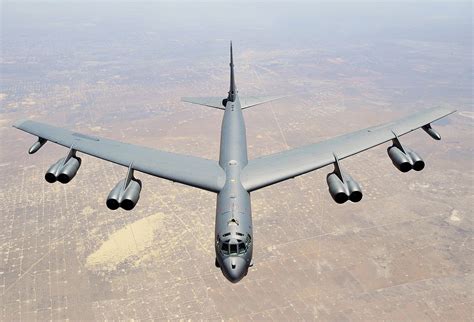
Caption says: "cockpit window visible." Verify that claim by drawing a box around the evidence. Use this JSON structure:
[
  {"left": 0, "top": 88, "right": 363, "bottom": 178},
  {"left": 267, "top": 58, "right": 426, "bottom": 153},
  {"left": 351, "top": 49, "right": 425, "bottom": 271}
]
[
  {"left": 221, "top": 242, "right": 229, "bottom": 255},
  {"left": 229, "top": 243, "right": 238, "bottom": 255},
  {"left": 219, "top": 234, "right": 252, "bottom": 256}
]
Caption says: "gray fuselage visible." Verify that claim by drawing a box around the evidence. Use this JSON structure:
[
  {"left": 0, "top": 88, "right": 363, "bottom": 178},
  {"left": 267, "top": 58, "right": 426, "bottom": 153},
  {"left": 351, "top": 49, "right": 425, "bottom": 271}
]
[{"left": 215, "top": 95, "right": 253, "bottom": 283}]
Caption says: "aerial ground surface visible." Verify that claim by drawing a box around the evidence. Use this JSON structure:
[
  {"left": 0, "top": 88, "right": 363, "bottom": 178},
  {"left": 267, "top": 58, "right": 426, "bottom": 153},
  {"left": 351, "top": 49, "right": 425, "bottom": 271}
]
[{"left": 1, "top": 2, "right": 472, "bottom": 320}]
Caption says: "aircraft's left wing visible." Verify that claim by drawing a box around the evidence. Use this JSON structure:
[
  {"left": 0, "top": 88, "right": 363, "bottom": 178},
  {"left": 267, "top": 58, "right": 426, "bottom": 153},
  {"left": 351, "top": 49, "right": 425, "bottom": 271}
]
[
  {"left": 241, "top": 107, "right": 456, "bottom": 192},
  {"left": 13, "top": 120, "right": 225, "bottom": 192}
]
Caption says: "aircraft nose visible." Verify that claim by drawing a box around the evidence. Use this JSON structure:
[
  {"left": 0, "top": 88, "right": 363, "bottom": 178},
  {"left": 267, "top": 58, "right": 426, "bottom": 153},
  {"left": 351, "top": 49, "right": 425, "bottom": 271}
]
[{"left": 221, "top": 257, "right": 248, "bottom": 283}]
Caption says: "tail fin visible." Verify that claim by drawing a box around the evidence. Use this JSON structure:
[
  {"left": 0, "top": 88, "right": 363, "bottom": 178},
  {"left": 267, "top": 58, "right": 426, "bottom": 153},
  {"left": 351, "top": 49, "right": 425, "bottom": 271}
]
[
  {"left": 227, "top": 41, "right": 237, "bottom": 102},
  {"left": 182, "top": 41, "right": 237, "bottom": 110},
  {"left": 182, "top": 42, "right": 289, "bottom": 110}
]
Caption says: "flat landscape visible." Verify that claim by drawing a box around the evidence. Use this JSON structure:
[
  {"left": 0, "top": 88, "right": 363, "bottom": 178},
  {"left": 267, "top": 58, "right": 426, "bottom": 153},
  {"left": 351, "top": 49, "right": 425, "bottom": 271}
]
[{"left": 1, "top": 2, "right": 472, "bottom": 320}]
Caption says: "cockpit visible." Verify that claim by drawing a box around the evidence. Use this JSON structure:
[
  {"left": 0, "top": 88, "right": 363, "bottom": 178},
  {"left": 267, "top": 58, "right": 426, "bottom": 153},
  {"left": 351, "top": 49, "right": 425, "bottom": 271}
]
[{"left": 218, "top": 233, "right": 251, "bottom": 256}]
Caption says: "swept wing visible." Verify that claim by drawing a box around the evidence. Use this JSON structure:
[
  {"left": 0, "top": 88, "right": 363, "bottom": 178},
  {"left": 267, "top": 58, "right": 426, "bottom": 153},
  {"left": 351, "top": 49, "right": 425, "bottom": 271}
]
[
  {"left": 13, "top": 120, "right": 225, "bottom": 192},
  {"left": 241, "top": 107, "right": 456, "bottom": 191}
]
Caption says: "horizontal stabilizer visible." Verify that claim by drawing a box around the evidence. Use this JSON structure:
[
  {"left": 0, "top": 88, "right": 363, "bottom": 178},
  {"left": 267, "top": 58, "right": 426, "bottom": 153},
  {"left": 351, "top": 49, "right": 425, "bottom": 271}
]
[
  {"left": 181, "top": 97, "right": 225, "bottom": 110},
  {"left": 240, "top": 95, "right": 288, "bottom": 109}
]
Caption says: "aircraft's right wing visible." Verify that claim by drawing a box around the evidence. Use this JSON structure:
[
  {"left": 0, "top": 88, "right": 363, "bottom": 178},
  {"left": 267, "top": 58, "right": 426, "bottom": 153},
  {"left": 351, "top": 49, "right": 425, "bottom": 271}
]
[
  {"left": 13, "top": 120, "right": 225, "bottom": 192},
  {"left": 241, "top": 107, "right": 456, "bottom": 192}
]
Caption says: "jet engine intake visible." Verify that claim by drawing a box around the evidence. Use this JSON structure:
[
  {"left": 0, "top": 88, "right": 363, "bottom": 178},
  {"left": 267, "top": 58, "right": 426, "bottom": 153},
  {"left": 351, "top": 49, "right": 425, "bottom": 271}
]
[
  {"left": 106, "top": 178, "right": 142, "bottom": 211},
  {"left": 45, "top": 156, "right": 82, "bottom": 184}
]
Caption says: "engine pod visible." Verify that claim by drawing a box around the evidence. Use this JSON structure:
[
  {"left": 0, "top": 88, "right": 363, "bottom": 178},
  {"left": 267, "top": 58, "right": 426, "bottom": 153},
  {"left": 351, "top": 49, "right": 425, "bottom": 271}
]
[
  {"left": 326, "top": 173, "right": 349, "bottom": 204},
  {"left": 45, "top": 158, "right": 65, "bottom": 183},
  {"left": 405, "top": 149, "right": 425, "bottom": 172},
  {"left": 57, "top": 157, "right": 81, "bottom": 184},
  {"left": 120, "top": 179, "right": 142, "bottom": 210},
  {"left": 346, "top": 180, "right": 363, "bottom": 203},
  {"left": 387, "top": 146, "right": 412, "bottom": 172},
  {"left": 106, "top": 178, "right": 142, "bottom": 211},
  {"left": 106, "top": 179, "right": 125, "bottom": 210}
]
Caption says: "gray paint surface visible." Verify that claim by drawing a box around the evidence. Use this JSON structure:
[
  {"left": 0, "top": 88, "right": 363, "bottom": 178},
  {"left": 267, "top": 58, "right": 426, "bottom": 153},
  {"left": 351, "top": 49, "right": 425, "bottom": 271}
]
[{"left": 13, "top": 43, "right": 456, "bottom": 283}]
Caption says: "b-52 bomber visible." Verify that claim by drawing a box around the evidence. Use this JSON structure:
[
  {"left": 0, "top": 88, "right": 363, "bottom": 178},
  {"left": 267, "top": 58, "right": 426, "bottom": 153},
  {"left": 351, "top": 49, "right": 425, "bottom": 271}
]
[{"left": 14, "top": 42, "right": 456, "bottom": 283}]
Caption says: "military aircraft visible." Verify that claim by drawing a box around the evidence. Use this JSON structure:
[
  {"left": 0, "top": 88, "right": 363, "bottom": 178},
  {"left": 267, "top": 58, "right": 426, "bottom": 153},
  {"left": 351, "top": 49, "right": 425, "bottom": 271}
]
[{"left": 14, "top": 42, "right": 455, "bottom": 283}]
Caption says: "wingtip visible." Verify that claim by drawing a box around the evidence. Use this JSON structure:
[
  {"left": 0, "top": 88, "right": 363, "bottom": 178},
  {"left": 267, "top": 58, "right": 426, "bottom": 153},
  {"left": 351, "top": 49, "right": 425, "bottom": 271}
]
[
  {"left": 440, "top": 106, "right": 457, "bottom": 116},
  {"left": 430, "top": 106, "right": 457, "bottom": 116},
  {"left": 12, "top": 119, "right": 28, "bottom": 129}
]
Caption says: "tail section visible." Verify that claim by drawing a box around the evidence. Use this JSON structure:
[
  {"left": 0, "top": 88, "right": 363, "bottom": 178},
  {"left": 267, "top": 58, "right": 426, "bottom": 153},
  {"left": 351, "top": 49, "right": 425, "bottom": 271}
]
[
  {"left": 182, "top": 41, "right": 236, "bottom": 110},
  {"left": 181, "top": 42, "right": 288, "bottom": 110},
  {"left": 240, "top": 95, "right": 289, "bottom": 109},
  {"left": 181, "top": 97, "right": 226, "bottom": 110},
  {"left": 227, "top": 41, "right": 237, "bottom": 103}
]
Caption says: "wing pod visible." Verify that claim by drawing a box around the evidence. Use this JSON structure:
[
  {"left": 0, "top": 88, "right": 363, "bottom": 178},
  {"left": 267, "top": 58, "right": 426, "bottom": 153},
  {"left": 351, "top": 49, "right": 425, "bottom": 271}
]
[
  {"left": 44, "top": 148, "right": 81, "bottom": 184},
  {"left": 344, "top": 174, "right": 363, "bottom": 202},
  {"left": 106, "top": 179, "right": 124, "bottom": 210},
  {"left": 387, "top": 135, "right": 425, "bottom": 173},
  {"left": 120, "top": 179, "right": 142, "bottom": 210},
  {"left": 405, "top": 148, "right": 425, "bottom": 171},
  {"left": 422, "top": 124, "right": 441, "bottom": 140},
  {"left": 388, "top": 132, "right": 425, "bottom": 172},
  {"left": 106, "top": 178, "right": 142, "bottom": 211},
  {"left": 326, "top": 173, "right": 349, "bottom": 204},
  {"left": 57, "top": 156, "right": 81, "bottom": 183},
  {"left": 106, "top": 165, "right": 142, "bottom": 211},
  {"left": 387, "top": 146, "right": 412, "bottom": 172},
  {"left": 29, "top": 137, "right": 47, "bottom": 154},
  {"left": 327, "top": 154, "right": 363, "bottom": 204},
  {"left": 326, "top": 172, "right": 363, "bottom": 204},
  {"left": 45, "top": 158, "right": 65, "bottom": 183}
]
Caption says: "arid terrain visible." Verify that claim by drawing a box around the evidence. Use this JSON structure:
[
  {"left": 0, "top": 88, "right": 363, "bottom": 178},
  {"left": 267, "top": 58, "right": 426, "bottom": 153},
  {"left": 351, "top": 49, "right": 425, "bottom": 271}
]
[{"left": 1, "top": 2, "right": 472, "bottom": 320}]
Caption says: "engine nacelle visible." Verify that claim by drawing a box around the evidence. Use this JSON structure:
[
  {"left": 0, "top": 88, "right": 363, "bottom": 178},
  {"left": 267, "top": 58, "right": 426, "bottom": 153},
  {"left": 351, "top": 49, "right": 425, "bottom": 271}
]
[
  {"left": 44, "top": 156, "right": 81, "bottom": 184},
  {"left": 405, "top": 148, "right": 425, "bottom": 171},
  {"left": 387, "top": 146, "right": 412, "bottom": 172},
  {"left": 45, "top": 158, "right": 64, "bottom": 183},
  {"left": 327, "top": 173, "right": 349, "bottom": 204},
  {"left": 326, "top": 172, "right": 363, "bottom": 204},
  {"left": 121, "top": 179, "right": 142, "bottom": 210},
  {"left": 346, "top": 176, "right": 363, "bottom": 202},
  {"left": 387, "top": 146, "right": 424, "bottom": 172},
  {"left": 106, "top": 178, "right": 142, "bottom": 211},
  {"left": 57, "top": 157, "right": 81, "bottom": 183}
]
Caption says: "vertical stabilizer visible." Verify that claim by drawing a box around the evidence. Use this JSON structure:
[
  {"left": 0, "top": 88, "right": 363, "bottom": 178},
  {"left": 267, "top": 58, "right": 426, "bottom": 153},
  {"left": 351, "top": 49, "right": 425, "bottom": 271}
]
[{"left": 227, "top": 41, "right": 237, "bottom": 102}]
